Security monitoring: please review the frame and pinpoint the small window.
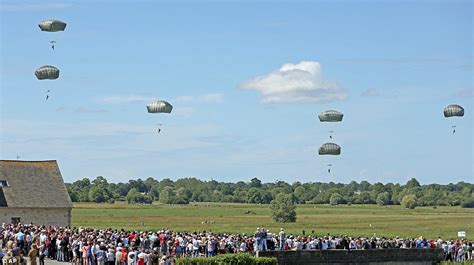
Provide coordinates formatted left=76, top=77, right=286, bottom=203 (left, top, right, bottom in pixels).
left=11, top=217, right=20, bottom=224
left=0, top=180, right=8, bottom=187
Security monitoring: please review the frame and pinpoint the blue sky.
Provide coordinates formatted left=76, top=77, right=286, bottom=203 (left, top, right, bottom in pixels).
left=0, top=0, right=472, bottom=184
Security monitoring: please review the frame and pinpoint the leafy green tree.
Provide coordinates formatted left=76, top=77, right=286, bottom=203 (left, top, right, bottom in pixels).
left=330, top=193, right=343, bottom=206
left=376, top=192, right=391, bottom=206
left=65, top=185, right=79, bottom=202
left=359, top=181, right=371, bottom=192
left=312, top=191, right=331, bottom=204
left=65, top=175, right=473, bottom=208
left=129, top=179, right=147, bottom=192
left=175, top=187, right=191, bottom=204
left=406, top=178, right=421, bottom=188
left=144, top=177, right=159, bottom=192
left=270, top=194, right=296, bottom=223
left=461, top=198, right=474, bottom=208
left=159, top=186, right=176, bottom=204
left=88, top=185, right=108, bottom=203
left=158, top=178, right=175, bottom=191
left=370, top=182, right=386, bottom=201
left=126, top=188, right=153, bottom=204
left=114, top=182, right=131, bottom=197
left=401, top=194, right=417, bottom=209
left=249, top=177, right=262, bottom=188
left=352, top=192, right=373, bottom=204
left=149, top=184, right=160, bottom=200
left=294, top=185, right=317, bottom=204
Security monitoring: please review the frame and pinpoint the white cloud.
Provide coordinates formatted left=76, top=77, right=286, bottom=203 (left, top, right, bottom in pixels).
left=175, top=93, right=224, bottom=103
left=0, top=3, right=69, bottom=12
left=361, top=88, right=380, bottom=97
left=240, top=61, right=347, bottom=103
left=101, top=95, right=152, bottom=104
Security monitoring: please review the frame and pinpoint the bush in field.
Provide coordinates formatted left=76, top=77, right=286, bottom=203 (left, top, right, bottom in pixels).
left=270, top=194, right=296, bottom=223
left=461, top=198, right=474, bottom=208
left=330, top=193, right=343, bottom=206
left=401, top=195, right=417, bottom=209
left=376, top=192, right=391, bottom=206
left=175, top=253, right=277, bottom=265
left=126, top=188, right=153, bottom=204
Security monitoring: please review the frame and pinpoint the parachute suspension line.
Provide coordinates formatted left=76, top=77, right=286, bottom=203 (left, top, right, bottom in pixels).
left=318, top=110, right=343, bottom=179
left=39, top=20, right=66, bottom=101
left=147, top=101, right=173, bottom=134
left=329, top=130, right=334, bottom=140
left=444, top=105, right=464, bottom=135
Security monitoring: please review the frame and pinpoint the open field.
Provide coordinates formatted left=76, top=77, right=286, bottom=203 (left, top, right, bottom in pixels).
left=72, top=202, right=473, bottom=240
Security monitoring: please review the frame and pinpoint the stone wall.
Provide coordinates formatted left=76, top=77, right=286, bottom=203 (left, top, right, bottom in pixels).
left=257, top=249, right=445, bottom=265
left=0, top=207, right=71, bottom=227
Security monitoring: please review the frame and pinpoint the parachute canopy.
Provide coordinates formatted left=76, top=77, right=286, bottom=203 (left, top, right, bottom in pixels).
left=35, top=65, right=60, bottom=80
left=147, top=100, right=173, bottom=114
left=444, top=104, right=464, bottom=118
left=38, top=20, right=67, bottom=32
left=318, top=143, right=341, bottom=155
left=318, top=110, right=344, bottom=122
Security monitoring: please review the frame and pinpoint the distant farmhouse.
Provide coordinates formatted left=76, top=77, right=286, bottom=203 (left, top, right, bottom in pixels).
left=0, top=160, right=72, bottom=227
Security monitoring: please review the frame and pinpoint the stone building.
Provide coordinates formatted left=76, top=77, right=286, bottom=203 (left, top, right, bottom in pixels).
left=0, top=160, right=72, bottom=227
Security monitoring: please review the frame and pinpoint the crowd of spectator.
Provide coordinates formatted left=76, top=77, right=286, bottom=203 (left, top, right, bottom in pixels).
left=0, top=223, right=472, bottom=265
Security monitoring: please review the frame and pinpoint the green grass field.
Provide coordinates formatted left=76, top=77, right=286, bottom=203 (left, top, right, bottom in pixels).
left=72, top=202, right=473, bottom=240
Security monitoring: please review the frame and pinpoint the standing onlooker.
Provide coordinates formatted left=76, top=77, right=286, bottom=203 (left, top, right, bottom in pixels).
left=28, top=244, right=38, bottom=265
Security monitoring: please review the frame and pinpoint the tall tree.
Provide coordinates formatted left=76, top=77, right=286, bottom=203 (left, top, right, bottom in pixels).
left=270, top=194, right=296, bottom=223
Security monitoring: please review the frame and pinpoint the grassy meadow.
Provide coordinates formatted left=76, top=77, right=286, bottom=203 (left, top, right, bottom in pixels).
left=72, top=202, right=473, bottom=240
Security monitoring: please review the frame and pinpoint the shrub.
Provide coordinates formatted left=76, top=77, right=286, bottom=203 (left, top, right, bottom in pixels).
left=401, top=194, right=417, bottom=209
left=175, top=253, right=277, bottom=265
left=270, top=194, right=296, bottom=223
left=461, top=198, right=474, bottom=208
left=376, top=192, right=391, bottom=206
left=330, top=193, right=343, bottom=206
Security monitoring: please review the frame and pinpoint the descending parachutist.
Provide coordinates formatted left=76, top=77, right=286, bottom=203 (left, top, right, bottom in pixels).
left=328, top=168, right=331, bottom=173
left=158, top=128, right=161, bottom=133
left=46, top=95, right=49, bottom=101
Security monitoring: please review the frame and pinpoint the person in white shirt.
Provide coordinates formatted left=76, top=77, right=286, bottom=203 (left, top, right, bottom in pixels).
left=322, top=239, right=328, bottom=250
left=278, top=228, right=286, bottom=250
left=285, top=237, right=293, bottom=250
left=106, top=248, right=115, bottom=265
left=192, top=238, right=200, bottom=257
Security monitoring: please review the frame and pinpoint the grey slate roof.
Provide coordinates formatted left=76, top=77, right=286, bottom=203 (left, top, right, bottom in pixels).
left=0, top=160, right=72, bottom=208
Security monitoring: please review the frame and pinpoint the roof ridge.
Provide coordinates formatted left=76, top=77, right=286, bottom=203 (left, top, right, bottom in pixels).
left=0, top=160, right=57, bottom=162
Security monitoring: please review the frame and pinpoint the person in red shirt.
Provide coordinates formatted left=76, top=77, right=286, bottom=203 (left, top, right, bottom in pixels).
left=137, top=253, right=145, bottom=265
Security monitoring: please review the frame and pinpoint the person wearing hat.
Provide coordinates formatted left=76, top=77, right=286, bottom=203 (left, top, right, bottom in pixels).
left=136, top=253, right=144, bottom=265
left=278, top=228, right=286, bottom=250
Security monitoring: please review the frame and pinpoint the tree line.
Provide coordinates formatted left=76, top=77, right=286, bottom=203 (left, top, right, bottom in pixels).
left=65, top=177, right=474, bottom=208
